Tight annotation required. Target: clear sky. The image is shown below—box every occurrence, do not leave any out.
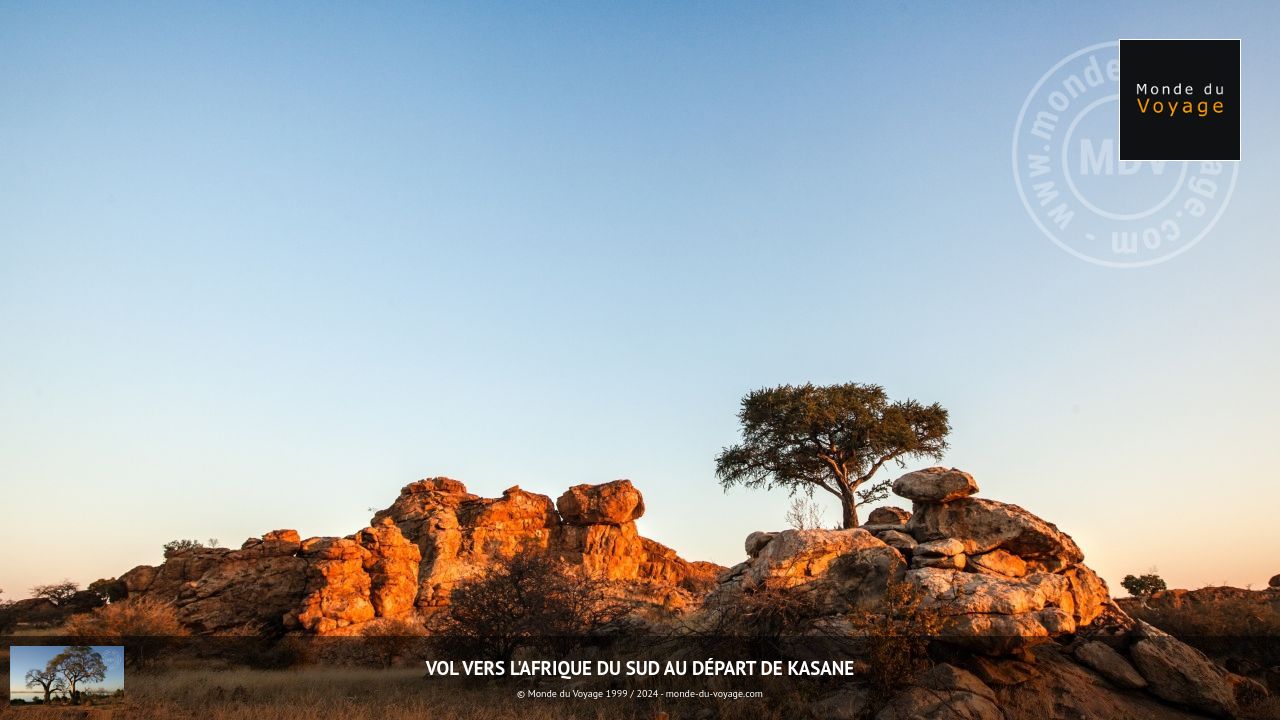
[9,646,125,693]
[2,2,1277,600]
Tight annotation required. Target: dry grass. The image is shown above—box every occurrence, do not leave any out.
[3,666,805,720]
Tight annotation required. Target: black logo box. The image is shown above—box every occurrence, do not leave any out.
[1119,39,1240,161]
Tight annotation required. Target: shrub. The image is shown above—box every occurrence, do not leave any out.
[64,597,188,668]
[432,552,632,662]
[162,539,205,556]
[847,579,944,701]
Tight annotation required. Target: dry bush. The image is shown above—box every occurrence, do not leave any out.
[431,552,632,662]
[64,596,187,637]
[63,596,189,669]
[1125,594,1280,675]
[847,578,944,701]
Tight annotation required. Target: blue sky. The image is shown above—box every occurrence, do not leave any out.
[9,646,124,693]
[1,2,1278,597]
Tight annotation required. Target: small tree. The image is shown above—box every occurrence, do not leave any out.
[25,662,66,703]
[1122,573,1167,598]
[51,645,107,704]
[716,383,950,528]
[31,581,79,607]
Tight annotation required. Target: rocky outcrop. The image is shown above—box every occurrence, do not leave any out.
[708,466,1266,719]
[123,478,716,633]
[355,519,421,619]
[369,478,717,610]
[1270,574,1280,589]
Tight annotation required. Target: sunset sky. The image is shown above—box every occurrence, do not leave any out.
[2,2,1277,599]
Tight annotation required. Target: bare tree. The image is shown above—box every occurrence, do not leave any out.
[25,663,66,703]
[785,494,827,530]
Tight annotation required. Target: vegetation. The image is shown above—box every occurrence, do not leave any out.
[432,552,631,662]
[24,664,66,703]
[784,494,828,530]
[163,538,208,555]
[64,596,190,668]
[51,645,108,703]
[1121,572,1168,598]
[88,576,128,603]
[716,382,950,528]
[30,580,80,606]
[848,580,944,702]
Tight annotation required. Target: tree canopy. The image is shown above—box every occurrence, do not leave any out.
[51,645,107,702]
[1121,573,1167,598]
[715,382,950,528]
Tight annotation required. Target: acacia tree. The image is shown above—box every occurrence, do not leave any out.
[30,581,79,607]
[25,663,66,703]
[52,645,106,704]
[716,383,950,528]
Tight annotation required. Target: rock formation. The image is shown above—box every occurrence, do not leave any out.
[708,467,1269,718]
[118,478,718,635]
[103,466,1271,717]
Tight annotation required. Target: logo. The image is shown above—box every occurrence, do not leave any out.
[1012,42,1238,268]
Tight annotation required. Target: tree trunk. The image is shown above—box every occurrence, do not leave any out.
[839,485,858,529]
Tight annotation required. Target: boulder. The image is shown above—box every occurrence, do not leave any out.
[913,553,966,570]
[556,479,645,525]
[908,497,1084,569]
[1073,640,1147,689]
[1270,574,1280,589]
[874,529,917,553]
[866,506,910,526]
[1129,621,1238,718]
[876,664,1001,720]
[907,568,1078,654]
[915,538,965,557]
[119,564,159,596]
[745,531,777,558]
[732,529,905,613]
[967,549,1028,578]
[892,467,978,503]
[912,538,966,570]
[993,645,1218,720]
